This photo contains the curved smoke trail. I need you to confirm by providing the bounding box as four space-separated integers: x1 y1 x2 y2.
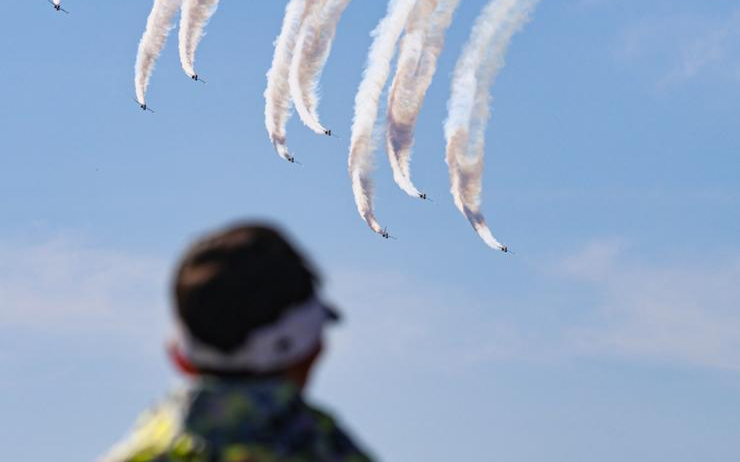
135 0 184 105
289 0 353 135
349 0 419 233
444 0 538 251
264 0 322 162
178 0 220 78
386 0 460 198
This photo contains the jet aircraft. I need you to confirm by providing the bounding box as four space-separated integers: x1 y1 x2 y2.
378 227 397 240
191 74 206 84
133 99 155 113
323 129 341 139
48 0 69 13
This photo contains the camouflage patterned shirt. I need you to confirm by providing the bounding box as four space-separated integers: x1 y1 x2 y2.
101 378 374 462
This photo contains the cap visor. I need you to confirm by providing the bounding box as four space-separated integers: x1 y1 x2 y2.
322 303 341 323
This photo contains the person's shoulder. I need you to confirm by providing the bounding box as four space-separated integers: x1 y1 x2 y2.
98 392 202 462
303 403 376 462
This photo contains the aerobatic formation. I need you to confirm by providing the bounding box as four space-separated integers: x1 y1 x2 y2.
387 0 461 200
348 0 418 236
264 0 351 164
124 0 540 251
345 0 537 249
134 0 219 111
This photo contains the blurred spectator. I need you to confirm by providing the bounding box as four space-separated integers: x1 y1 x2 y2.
101 223 374 462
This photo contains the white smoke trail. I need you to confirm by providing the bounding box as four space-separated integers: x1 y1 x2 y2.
289 0 352 135
52 0 61 6
134 0 184 105
178 0 220 78
349 0 419 233
264 0 322 162
386 0 460 198
444 0 538 251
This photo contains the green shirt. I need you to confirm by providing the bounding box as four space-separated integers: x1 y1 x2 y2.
101 378 374 462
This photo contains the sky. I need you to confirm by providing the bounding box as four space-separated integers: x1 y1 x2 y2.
0 0 739 460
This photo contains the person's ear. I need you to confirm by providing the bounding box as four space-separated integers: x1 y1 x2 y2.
167 340 199 376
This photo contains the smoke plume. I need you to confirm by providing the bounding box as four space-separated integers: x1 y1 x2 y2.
444 0 538 251
135 0 184 105
178 0 220 78
349 0 419 233
289 0 353 135
264 0 322 162
386 0 460 198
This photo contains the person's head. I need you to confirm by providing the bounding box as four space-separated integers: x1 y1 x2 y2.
169 222 337 386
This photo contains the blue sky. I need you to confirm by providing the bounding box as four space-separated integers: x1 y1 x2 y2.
1 0 739 460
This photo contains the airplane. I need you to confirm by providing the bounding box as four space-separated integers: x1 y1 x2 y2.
285 155 302 165
132 98 155 113
418 193 434 202
48 0 69 13
323 129 341 139
190 74 206 84
378 227 397 240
